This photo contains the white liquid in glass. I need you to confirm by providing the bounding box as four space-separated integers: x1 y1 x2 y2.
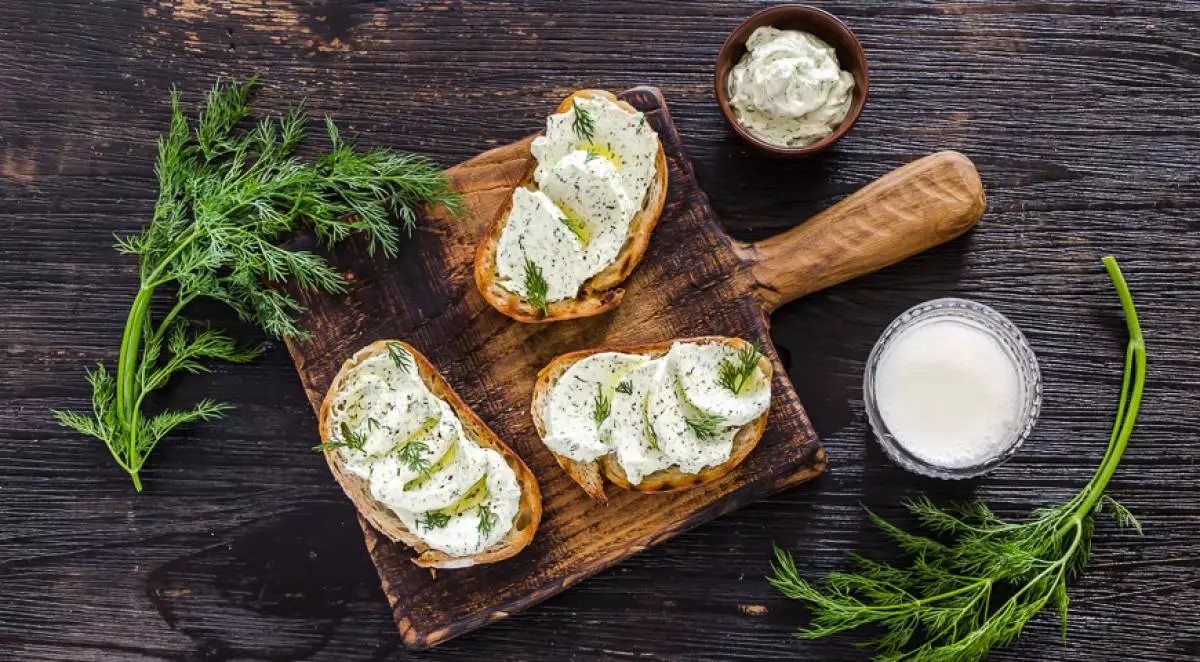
873 317 1022 469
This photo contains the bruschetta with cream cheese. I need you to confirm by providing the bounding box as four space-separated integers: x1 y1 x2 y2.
475 89 668 323
319 340 541 568
530 336 772 502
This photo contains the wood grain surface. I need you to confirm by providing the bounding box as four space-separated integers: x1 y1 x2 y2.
2 1 1199 661
284 87 828 649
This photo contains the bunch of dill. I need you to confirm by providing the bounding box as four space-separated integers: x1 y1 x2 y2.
53 77 460 490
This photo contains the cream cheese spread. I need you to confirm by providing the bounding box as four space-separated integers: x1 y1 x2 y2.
496 95 660 305
727 26 855 147
327 346 521 558
541 340 771 484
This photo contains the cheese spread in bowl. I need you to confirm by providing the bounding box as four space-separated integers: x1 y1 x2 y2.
714 5 868 156
727 26 855 148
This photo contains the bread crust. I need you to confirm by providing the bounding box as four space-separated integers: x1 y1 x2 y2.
319 340 542 568
474 89 669 323
530 336 771 503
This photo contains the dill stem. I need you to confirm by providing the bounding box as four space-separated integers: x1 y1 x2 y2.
1073 257 1146 520
151 293 197 346
116 286 155 491
115 227 207 491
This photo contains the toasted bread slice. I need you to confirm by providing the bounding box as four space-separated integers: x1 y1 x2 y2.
474 89 669 323
530 336 771 503
319 340 541 568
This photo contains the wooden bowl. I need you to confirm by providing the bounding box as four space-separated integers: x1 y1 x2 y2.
714 4 869 157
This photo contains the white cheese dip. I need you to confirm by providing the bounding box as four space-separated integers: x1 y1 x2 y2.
496 95 660 305
327 347 521 558
727 26 855 147
542 341 771 483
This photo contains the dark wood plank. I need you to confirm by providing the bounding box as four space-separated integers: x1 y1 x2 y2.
283 87 824 648
2 1 1199 661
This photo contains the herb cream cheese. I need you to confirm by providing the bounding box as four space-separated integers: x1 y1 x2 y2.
327 347 521 557
542 341 771 483
727 26 855 147
496 95 659 303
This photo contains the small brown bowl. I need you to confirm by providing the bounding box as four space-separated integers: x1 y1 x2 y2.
715 4 869 157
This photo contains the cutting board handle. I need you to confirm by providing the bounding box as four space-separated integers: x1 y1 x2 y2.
734 151 986 315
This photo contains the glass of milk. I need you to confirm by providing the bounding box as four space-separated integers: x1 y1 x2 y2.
863 298 1042 479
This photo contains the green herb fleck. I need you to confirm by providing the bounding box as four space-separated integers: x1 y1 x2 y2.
421 511 451 529
315 421 368 452
592 388 611 426
615 380 634 395
477 504 498 536
684 413 723 440
523 258 549 315
397 440 432 473
571 98 596 143
717 340 764 394
387 342 413 373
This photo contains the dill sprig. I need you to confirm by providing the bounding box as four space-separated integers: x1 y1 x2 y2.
616 380 634 395
421 511 451 530
592 388 611 426
397 440 432 474
717 340 764 394
314 421 369 452
477 504 498 536
52 77 460 490
570 98 596 143
523 258 549 315
685 413 723 440
769 257 1146 661
387 341 413 373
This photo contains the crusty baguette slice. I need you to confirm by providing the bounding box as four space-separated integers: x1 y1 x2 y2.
530 336 771 503
318 340 542 568
474 89 669 323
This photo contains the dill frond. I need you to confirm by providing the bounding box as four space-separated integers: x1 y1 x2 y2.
54 77 461 490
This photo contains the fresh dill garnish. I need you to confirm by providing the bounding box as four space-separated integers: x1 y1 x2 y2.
314 421 369 452
421 511 451 529
50 77 461 491
523 258 549 315
397 440 432 473
571 98 596 143
386 342 413 373
584 146 603 163
367 417 382 431
769 257 1147 661
685 413 723 440
615 380 634 395
477 504 498 536
717 340 764 394
592 388 611 426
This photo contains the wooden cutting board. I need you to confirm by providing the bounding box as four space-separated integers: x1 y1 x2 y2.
283 87 984 649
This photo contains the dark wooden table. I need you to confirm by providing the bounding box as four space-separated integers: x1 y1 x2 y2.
3 2 1197 660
